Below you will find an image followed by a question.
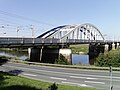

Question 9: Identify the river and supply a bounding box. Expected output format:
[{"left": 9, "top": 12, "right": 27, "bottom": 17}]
[{"left": 0, "top": 50, "right": 89, "bottom": 65}]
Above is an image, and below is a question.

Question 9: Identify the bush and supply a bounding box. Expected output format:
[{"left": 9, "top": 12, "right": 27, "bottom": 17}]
[
  {"left": 95, "top": 48, "right": 120, "bottom": 67},
  {"left": 48, "top": 83, "right": 58, "bottom": 90},
  {"left": 55, "top": 54, "right": 68, "bottom": 65}
]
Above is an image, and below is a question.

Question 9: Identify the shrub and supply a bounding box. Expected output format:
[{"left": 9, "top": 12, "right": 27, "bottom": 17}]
[
  {"left": 95, "top": 48, "right": 120, "bottom": 67},
  {"left": 55, "top": 54, "right": 68, "bottom": 65}
]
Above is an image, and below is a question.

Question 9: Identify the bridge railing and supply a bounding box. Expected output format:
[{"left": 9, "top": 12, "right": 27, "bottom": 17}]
[
  {"left": 0, "top": 37, "right": 60, "bottom": 45},
  {"left": 60, "top": 39, "right": 104, "bottom": 44}
]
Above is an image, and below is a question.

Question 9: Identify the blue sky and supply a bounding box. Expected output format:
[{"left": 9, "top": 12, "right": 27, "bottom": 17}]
[{"left": 0, "top": 0, "right": 120, "bottom": 39}]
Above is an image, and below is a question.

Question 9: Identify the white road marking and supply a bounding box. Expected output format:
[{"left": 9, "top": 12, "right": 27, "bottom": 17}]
[
  {"left": 70, "top": 76, "right": 97, "bottom": 80},
  {"left": 23, "top": 73, "right": 37, "bottom": 76},
  {"left": 50, "top": 77, "right": 67, "bottom": 80},
  {"left": 3, "top": 64, "right": 120, "bottom": 79},
  {"left": 61, "top": 81, "right": 92, "bottom": 87},
  {"left": 85, "top": 81, "right": 105, "bottom": 84}
]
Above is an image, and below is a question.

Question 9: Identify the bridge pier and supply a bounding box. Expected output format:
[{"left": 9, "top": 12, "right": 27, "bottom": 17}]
[
  {"left": 112, "top": 42, "right": 115, "bottom": 50},
  {"left": 89, "top": 43, "right": 105, "bottom": 65},
  {"left": 89, "top": 42, "right": 120, "bottom": 65},
  {"left": 88, "top": 43, "right": 113, "bottom": 64},
  {"left": 116, "top": 43, "right": 120, "bottom": 48},
  {"left": 59, "top": 48, "right": 72, "bottom": 64},
  {"left": 104, "top": 44, "right": 109, "bottom": 52},
  {"left": 28, "top": 47, "right": 72, "bottom": 64},
  {"left": 28, "top": 47, "right": 41, "bottom": 62}
]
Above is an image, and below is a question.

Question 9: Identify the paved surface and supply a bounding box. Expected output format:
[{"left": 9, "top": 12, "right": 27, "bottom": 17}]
[{"left": 0, "top": 62, "right": 120, "bottom": 90}]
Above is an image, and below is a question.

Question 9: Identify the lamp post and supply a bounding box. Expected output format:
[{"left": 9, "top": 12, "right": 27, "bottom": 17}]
[
  {"left": 109, "top": 65, "right": 113, "bottom": 90},
  {"left": 17, "top": 26, "right": 20, "bottom": 37},
  {"left": 30, "top": 25, "right": 34, "bottom": 38},
  {"left": 30, "top": 25, "right": 35, "bottom": 43}
]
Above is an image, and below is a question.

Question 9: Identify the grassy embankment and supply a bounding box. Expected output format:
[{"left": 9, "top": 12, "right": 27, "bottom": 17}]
[
  {"left": 0, "top": 71, "right": 101, "bottom": 90},
  {"left": 70, "top": 44, "right": 89, "bottom": 54}
]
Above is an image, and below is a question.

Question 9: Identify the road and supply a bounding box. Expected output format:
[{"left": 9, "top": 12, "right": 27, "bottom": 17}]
[{"left": 0, "top": 62, "right": 120, "bottom": 90}]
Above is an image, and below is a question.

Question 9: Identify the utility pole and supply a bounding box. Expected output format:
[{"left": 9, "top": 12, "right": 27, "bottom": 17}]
[
  {"left": 30, "top": 25, "right": 34, "bottom": 38},
  {"left": 109, "top": 65, "right": 113, "bottom": 90},
  {"left": 17, "top": 26, "right": 19, "bottom": 37},
  {"left": 30, "top": 25, "right": 35, "bottom": 43}
]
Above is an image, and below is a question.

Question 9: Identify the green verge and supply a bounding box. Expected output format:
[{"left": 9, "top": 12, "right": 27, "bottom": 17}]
[
  {"left": 70, "top": 44, "right": 89, "bottom": 54},
  {"left": 0, "top": 71, "right": 101, "bottom": 90}
]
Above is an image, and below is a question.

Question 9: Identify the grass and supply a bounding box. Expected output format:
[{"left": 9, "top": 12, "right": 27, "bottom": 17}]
[
  {"left": 0, "top": 71, "right": 101, "bottom": 90},
  {"left": 70, "top": 44, "right": 89, "bottom": 54}
]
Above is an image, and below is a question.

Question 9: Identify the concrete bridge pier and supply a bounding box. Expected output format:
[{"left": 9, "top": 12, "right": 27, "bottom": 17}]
[
  {"left": 89, "top": 43, "right": 108, "bottom": 64},
  {"left": 112, "top": 42, "right": 115, "bottom": 50},
  {"left": 28, "top": 47, "right": 72, "bottom": 64},
  {"left": 115, "top": 42, "right": 120, "bottom": 49},
  {"left": 88, "top": 43, "right": 102, "bottom": 65},
  {"left": 28, "top": 47, "right": 41, "bottom": 62},
  {"left": 104, "top": 44, "right": 109, "bottom": 52},
  {"left": 116, "top": 43, "right": 120, "bottom": 48},
  {"left": 59, "top": 48, "right": 72, "bottom": 64},
  {"left": 104, "top": 43, "right": 113, "bottom": 52}
]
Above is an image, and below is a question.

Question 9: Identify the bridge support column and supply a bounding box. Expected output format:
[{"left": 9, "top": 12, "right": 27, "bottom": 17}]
[
  {"left": 112, "top": 42, "right": 115, "bottom": 50},
  {"left": 28, "top": 47, "right": 41, "bottom": 62},
  {"left": 104, "top": 44, "right": 109, "bottom": 52},
  {"left": 116, "top": 43, "right": 119, "bottom": 49},
  {"left": 89, "top": 43, "right": 98, "bottom": 65},
  {"left": 89, "top": 43, "right": 104, "bottom": 65},
  {"left": 59, "top": 49, "right": 72, "bottom": 64},
  {"left": 41, "top": 48, "right": 59, "bottom": 63}
]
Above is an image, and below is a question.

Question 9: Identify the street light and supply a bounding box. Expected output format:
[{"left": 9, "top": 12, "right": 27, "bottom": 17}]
[
  {"left": 30, "top": 25, "right": 34, "bottom": 38},
  {"left": 30, "top": 25, "right": 35, "bottom": 43},
  {"left": 17, "top": 26, "right": 20, "bottom": 37},
  {"left": 109, "top": 65, "right": 113, "bottom": 90}
]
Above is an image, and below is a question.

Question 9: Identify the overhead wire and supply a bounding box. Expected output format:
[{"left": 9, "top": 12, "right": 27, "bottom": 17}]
[
  {"left": 0, "top": 10, "right": 56, "bottom": 37},
  {"left": 0, "top": 10, "right": 56, "bottom": 26}
]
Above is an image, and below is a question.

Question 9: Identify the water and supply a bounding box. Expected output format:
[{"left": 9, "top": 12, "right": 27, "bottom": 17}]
[
  {"left": 0, "top": 50, "right": 28, "bottom": 60},
  {"left": 0, "top": 50, "right": 89, "bottom": 64},
  {"left": 72, "top": 54, "right": 89, "bottom": 64}
]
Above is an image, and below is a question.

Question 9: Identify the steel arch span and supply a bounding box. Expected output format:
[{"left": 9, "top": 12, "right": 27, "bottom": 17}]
[{"left": 37, "top": 23, "right": 104, "bottom": 43}]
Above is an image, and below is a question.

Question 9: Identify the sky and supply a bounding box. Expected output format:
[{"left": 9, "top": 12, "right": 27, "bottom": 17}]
[{"left": 0, "top": 0, "right": 120, "bottom": 39}]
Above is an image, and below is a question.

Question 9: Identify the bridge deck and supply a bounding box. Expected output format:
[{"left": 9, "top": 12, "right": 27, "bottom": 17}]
[{"left": 0, "top": 37, "right": 106, "bottom": 48}]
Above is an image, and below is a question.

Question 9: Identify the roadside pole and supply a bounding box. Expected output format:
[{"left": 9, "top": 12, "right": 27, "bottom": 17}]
[{"left": 109, "top": 66, "right": 113, "bottom": 90}]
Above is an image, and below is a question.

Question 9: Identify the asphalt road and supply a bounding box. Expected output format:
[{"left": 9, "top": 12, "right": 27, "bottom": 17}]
[{"left": 0, "top": 62, "right": 120, "bottom": 90}]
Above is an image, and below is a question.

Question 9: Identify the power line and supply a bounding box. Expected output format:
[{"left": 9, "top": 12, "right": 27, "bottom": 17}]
[{"left": 0, "top": 10, "right": 56, "bottom": 26}]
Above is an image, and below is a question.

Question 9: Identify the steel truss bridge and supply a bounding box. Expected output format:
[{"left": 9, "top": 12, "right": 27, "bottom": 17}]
[{"left": 0, "top": 23, "right": 114, "bottom": 48}]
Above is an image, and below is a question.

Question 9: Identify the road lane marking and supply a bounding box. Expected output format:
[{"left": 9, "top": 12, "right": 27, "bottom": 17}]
[
  {"left": 50, "top": 77, "right": 67, "bottom": 80},
  {"left": 23, "top": 73, "right": 37, "bottom": 76},
  {"left": 70, "top": 76, "right": 97, "bottom": 80},
  {"left": 85, "top": 81, "right": 105, "bottom": 84},
  {"left": 61, "top": 81, "right": 92, "bottom": 87},
  {"left": 3, "top": 65, "right": 120, "bottom": 79}
]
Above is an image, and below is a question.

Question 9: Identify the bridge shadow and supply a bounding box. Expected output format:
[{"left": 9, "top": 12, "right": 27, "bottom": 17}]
[
  {"left": 0, "top": 71, "right": 42, "bottom": 90},
  {"left": 8, "top": 69, "right": 23, "bottom": 76},
  {"left": 0, "top": 71, "right": 58, "bottom": 90},
  {"left": 0, "top": 57, "right": 8, "bottom": 66},
  {"left": 0, "top": 85, "right": 42, "bottom": 90}
]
